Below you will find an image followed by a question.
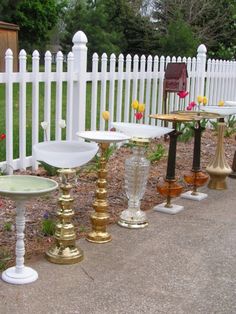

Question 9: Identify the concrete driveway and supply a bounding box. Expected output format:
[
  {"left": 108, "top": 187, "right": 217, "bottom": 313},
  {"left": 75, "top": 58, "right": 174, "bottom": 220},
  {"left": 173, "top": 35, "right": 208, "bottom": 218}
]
[{"left": 1, "top": 178, "right": 236, "bottom": 314}]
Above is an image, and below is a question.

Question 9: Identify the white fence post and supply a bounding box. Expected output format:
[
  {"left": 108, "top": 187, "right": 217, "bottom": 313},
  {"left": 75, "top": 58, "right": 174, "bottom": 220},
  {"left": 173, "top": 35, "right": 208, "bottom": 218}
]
[
  {"left": 72, "top": 31, "right": 88, "bottom": 139},
  {"left": 5, "top": 49, "right": 14, "bottom": 174},
  {"left": 19, "top": 49, "right": 27, "bottom": 170},
  {"left": 196, "top": 44, "right": 207, "bottom": 97},
  {"left": 32, "top": 50, "right": 40, "bottom": 170}
]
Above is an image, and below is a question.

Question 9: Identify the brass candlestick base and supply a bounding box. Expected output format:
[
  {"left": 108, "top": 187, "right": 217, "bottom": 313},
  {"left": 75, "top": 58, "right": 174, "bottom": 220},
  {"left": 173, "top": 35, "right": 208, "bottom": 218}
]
[
  {"left": 206, "top": 121, "right": 232, "bottom": 190},
  {"left": 46, "top": 169, "right": 83, "bottom": 264},
  {"left": 86, "top": 143, "right": 111, "bottom": 244}
]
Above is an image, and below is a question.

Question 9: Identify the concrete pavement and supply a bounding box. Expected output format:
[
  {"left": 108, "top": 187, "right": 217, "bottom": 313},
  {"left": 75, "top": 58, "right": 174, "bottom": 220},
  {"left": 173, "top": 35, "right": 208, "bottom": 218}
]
[{"left": 0, "top": 178, "right": 236, "bottom": 314}]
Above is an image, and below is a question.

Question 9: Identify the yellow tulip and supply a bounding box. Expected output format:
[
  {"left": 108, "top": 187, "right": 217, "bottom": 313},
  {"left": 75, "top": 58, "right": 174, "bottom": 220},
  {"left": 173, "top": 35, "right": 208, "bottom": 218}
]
[
  {"left": 202, "top": 96, "right": 208, "bottom": 105},
  {"left": 131, "top": 100, "right": 139, "bottom": 110},
  {"left": 218, "top": 100, "right": 224, "bottom": 107},
  {"left": 138, "top": 103, "right": 145, "bottom": 113},
  {"left": 197, "top": 96, "right": 203, "bottom": 103},
  {"left": 102, "top": 111, "right": 110, "bottom": 121}
]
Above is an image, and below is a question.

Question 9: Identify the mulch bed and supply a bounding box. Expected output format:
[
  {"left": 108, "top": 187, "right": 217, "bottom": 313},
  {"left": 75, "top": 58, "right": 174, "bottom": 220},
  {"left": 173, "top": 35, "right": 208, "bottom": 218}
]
[{"left": 0, "top": 129, "right": 235, "bottom": 269}]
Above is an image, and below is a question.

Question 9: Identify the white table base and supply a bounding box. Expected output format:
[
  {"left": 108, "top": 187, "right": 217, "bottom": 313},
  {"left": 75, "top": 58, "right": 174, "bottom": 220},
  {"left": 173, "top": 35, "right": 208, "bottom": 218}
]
[
  {"left": 181, "top": 191, "right": 208, "bottom": 201},
  {"left": 2, "top": 266, "right": 38, "bottom": 285},
  {"left": 153, "top": 203, "right": 184, "bottom": 214},
  {"left": 2, "top": 200, "right": 38, "bottom": 285}
]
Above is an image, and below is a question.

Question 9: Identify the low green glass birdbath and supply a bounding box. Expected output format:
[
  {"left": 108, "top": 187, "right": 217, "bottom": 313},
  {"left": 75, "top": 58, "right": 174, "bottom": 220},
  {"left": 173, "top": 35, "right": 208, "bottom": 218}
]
[{"left": 0, "top": 175, "right": 58, "bottom": 285}]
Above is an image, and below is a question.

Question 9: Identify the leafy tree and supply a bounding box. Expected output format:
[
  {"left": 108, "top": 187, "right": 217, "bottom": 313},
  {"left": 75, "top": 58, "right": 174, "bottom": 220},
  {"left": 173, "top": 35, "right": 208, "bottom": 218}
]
[
  {"left": 0, "top": 0, "right": 67, "bottom": 53},
  {"left": 152, "top": 0, "right": 236, "bottom": 58},
  {"left": 61, "top": 0, "right": 158, "bottom": 58},
  {"left": 159, "top": 11, "right": 199, "bottom": 56}
]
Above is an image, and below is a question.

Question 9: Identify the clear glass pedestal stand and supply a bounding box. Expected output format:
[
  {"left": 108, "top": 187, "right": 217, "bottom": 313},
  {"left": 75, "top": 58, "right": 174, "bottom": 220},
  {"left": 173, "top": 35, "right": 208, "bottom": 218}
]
[{"left": 118, "top": 138, "right": 150, "bottom": 228}]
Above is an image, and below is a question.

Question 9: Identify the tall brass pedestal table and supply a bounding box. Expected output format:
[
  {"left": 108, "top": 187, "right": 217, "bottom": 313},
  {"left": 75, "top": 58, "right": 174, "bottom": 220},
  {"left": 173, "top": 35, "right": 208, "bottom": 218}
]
[
  {"left": 0, "top": 175, "right": 58, "bottom": 284},
  {"left": 111, "top": 122, "right": 173, "bottom": 228},
  {"left": 77, "top": 131, "right": 130, "bottom": 243},
  {"left": 33, "top": 140, "right": 98, "bottom": 264},
  {"left": 150, "top": 114, "right": 199, "bottom": 214},
  {"left": 199, "top": 106, "right": 236, "bottom": 189}
]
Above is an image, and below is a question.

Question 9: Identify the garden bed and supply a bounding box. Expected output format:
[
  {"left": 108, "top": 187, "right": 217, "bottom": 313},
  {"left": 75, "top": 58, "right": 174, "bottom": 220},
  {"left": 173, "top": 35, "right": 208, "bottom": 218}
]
[{"left": 0, "top": 129, "right": 235, "bottom": 269}]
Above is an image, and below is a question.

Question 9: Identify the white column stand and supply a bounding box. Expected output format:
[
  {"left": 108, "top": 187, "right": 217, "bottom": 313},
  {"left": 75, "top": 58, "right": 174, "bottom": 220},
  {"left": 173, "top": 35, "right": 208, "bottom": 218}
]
[{"left": 2, "top": 200, "right": 38, "bottom": 284}]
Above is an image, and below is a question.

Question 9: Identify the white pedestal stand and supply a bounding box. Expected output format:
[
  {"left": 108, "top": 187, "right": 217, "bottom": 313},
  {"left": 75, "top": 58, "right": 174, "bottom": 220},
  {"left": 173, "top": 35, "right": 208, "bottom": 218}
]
[
  {"left": 2, "top": 200, "right": 38, "bottom": 285},
  {"left": 0, "top": 175, "right": 58, "bottom": 285}
]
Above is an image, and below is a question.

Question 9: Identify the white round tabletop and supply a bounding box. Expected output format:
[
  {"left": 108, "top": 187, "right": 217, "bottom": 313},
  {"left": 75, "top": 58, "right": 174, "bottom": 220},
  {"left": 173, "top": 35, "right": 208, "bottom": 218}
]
[{"left": 77, "top": 131, "right": 131, "bottom": 143}]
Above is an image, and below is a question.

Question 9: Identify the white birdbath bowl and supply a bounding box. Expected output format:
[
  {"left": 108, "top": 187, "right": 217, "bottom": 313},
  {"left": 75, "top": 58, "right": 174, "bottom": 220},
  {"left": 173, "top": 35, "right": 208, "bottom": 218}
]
[
  {"left": 110, "top": 123, "right": 173, "bottom": 227},
  {"left": 111, "top": 122, "right": 173, "bottom": 139},
  {"left": 33, "top": 140, "right": 99, "bottom": 168},
  {"left": 0, "top": 175, "right": 58, "bottom": 285},
  {"left": 199, "top": 105, "right": 236, "bottom": 116},
  {"left": 77, "top": 131, "right": 131, "bottom": 242}
]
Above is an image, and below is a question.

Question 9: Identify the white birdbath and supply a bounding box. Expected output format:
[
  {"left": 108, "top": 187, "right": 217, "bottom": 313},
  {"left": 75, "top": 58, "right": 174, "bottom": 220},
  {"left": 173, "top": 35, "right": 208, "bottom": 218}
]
[
  {"left": 77, "top": 131, "right": 130, "bottom": 243},
  {"left": 200, "top": 106, "right": 236, "bottom": 189},
  {"left": 111, "top": 122, "right": 173, "bottom": 228},
  {"left": 0, "top": 175, "right": 58, "bottom": 285},
  {"left": 33, "top": 140, "right": 98, "bottom": 264}
]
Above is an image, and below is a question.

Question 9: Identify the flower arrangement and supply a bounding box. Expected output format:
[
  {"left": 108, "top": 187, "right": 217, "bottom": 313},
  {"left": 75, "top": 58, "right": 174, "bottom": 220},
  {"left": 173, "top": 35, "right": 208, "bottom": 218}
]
[
  {"left": 185, "top": 95, "right": 208, "bottom": 112},
  {"left": 218, "top": 100, "right": 224, "bottom": 107},
  {"left": 131, "top": 100, "right": 145, "bottom": 122}
]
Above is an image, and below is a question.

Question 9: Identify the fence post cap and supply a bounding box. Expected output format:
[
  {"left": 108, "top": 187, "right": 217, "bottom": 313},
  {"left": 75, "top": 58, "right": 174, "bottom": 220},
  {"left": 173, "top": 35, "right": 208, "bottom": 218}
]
[
  {"left": 72, "top": 31, "right": 88, "bottom": 45},
  {"left": 197, "top": 44, "right": 207, "bottom": 54}
]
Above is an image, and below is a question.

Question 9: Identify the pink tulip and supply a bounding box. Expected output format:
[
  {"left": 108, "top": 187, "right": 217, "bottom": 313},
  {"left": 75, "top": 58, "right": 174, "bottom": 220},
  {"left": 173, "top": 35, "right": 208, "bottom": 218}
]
[
  {"left": 177, "top": 91, "right": 189, "bottom": 99},
  {"left": 135, "top": 112, "right": 143, "bottom": 120}
]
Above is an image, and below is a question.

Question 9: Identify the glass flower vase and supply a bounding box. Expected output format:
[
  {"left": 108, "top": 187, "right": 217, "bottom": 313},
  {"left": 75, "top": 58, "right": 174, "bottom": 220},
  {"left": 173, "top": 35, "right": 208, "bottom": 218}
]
[{"left": 118, "top": 140, "right": 150, "bottom": 228}]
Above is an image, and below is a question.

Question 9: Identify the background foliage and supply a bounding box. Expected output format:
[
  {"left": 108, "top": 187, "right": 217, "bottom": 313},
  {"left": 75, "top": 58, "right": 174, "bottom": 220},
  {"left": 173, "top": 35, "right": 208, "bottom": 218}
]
[{"left": 0, "top": 0, "right": 235, "bottom": 58}]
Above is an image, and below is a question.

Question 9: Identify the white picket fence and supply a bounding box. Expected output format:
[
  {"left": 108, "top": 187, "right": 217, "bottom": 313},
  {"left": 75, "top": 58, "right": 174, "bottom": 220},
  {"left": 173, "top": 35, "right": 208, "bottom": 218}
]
[{"left": 0, "top": 30, "right": 236, "bottom": 173}]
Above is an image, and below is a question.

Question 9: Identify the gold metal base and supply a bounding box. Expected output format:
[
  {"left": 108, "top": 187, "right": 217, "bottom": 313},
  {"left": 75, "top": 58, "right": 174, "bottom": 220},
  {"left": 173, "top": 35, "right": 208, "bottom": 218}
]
[
  {"left": 207, "top": 175, "right": 228, "bottom": 190},
  {"left": 86, "top": 143, "right": 112, "bottom": 244},
  {"left": 117, "top": 219, "right": 148, "bottom": 229},
  {"left": 86, "top": 231, "right": 111, "bottom": 244},
  {"left": 46, "top": 168, "right": 83, "bottom": 264},
  {"left": 206, "top": 122, "right": 232, "bottom": 190},
  {"left": 46, "top": 245, "right": 83, "bottom": 264}
]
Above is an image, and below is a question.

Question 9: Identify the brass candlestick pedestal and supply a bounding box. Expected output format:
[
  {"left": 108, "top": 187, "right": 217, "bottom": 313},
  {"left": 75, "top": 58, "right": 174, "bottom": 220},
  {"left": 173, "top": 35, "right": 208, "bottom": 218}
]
[
  {"left": 86, "top": 143, "right": 111, "bottom": 244},
  {"left": 46, "top": 168, "right": 83, "bottom": 264},
  {"left": 206, "top": 120, "right": 232, "bottom": 189}
]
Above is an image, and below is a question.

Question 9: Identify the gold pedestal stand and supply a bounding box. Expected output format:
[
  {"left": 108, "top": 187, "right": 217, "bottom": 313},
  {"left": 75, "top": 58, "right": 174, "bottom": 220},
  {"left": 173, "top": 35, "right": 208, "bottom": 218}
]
[
  {"left": 206, "top": 121, "right": 232, "bottom": 190},
  {"left": 86, "top": 143, "right": 111, "bottom": 244},
  {"left": 46, "top": 169, "right": 83, "bottom": 264}
]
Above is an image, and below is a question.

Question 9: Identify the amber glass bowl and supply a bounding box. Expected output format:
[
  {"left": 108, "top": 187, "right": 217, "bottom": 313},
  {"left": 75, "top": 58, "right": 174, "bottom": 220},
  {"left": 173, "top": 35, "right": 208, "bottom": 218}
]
[
  {"left": 184, "top": 171, "right": 208, "bottom": 187},
  {"left": 157, "top": 179, "right": 183, "bottom": 198}
]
